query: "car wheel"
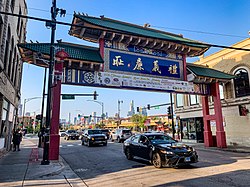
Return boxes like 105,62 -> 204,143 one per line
152,153 -> 162,168
125,148 -> 134,160
87,140 -> 92,147
117,137 -> 121,143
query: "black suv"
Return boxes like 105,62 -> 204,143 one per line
81,129 -> 107,146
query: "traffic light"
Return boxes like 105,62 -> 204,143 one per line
167,106 -> 172,119
137,107 -> 139,112
147,104 -> 150,110
93,91 -> 97,100
36,114 -> 42,120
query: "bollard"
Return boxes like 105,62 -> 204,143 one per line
41,132 -> 50,165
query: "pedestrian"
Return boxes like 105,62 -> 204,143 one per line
12,128 -> 22,151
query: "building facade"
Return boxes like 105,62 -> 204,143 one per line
175,38 -> 250,146
0,0 -> 27,151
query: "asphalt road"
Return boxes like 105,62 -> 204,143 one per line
60,138 -> 250,187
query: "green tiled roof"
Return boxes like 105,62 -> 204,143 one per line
18,42 -> 104,63
187,63 -> 235,80
75,14 -> 209,49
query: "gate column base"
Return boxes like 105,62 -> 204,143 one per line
204,131 -> 213,147
216,131 -> 227,148
49,134 -> 60,160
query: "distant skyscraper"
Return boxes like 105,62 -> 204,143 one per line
141,107 -> 148,116
127,100 -> 135,117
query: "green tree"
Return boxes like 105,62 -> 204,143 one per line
130,114 -> 147,131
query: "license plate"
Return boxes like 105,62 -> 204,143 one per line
185,157 -> 191,162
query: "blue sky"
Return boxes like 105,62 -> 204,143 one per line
22,0 -> 250,121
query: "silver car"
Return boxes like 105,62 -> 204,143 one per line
111,129 -> 132,143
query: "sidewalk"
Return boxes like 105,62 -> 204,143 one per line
183,141 -> 250,153
0,137 -> 83,187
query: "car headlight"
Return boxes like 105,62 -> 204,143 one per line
91,137 -> 95,141
105,136 -> 107,139
160,150 -> 174,155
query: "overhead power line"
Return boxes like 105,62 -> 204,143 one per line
1,11 -> 250,52
17,6 -> 247,39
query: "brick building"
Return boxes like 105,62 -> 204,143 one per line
175,38 -> 250,146
0,0 -> 27,151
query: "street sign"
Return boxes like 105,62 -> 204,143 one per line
154,106 -> 160,109
62,94 -> 75,100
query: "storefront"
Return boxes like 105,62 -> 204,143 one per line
180,117 -> 204,143
0,97 -> 16,150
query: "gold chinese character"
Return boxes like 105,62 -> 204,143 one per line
133,58 -> 144,70
113,56 -> 124,66
168,64 -> 178,74
152,60 -> 161,74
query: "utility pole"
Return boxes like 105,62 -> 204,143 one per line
41,0 -> 57,165
38,67 -> 47,148
118,100 -> 123,128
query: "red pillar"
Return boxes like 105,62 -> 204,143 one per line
49,61 -> 63,160
99,38 -> 105,71
182,54 -> 187,81
211,82 -> 227,148
202,96 -> 214,147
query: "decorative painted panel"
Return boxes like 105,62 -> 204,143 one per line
62,68 -> 210,95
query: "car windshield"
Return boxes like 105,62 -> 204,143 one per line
146,134 -> 176,145
67,130 -> 76,133
88,130 -> 102,134
122,130 -> 131,134
101,130 -> 109,133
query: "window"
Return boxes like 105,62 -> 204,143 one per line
131,135 -> 140,143
219,84 -> 224,100
11,48 -> 17,82
189,95 -> 199,105
176,94 -> 184,107
0,16 -> 3,43
16,8 -> 21,35
234,69 -> 250,97
10,0 -> 15,12
4,27 -> 11,71
8,38 -> 14,77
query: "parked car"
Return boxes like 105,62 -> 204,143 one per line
81,129 -> 107,146
123,133 -> 198,168
59,130 -> 66,137
64,130 -> 79,140
101,129 -> 110,139
111,128 -> 132,143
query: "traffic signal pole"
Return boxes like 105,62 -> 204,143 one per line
170,92 -> 175,139
41,0 -> 57,165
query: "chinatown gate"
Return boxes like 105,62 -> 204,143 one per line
18,14 -> 234,160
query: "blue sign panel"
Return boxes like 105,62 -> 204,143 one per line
108,50 -> 181,79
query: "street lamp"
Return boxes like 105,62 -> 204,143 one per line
22,97 -> 42,129
87,100 -> 104,125
118,100 -> 123,128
